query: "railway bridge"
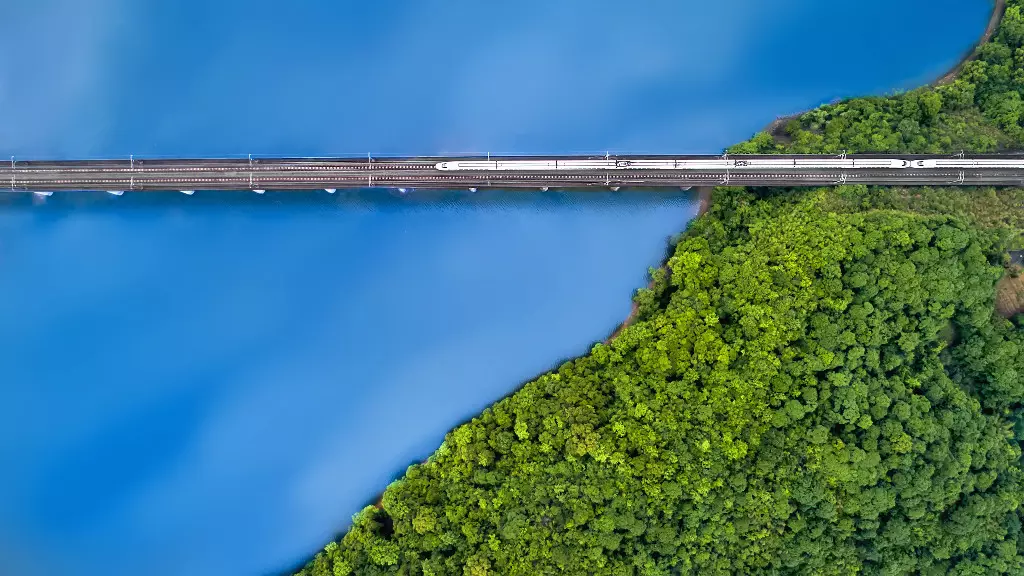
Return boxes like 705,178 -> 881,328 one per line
5,153 -> 1024,195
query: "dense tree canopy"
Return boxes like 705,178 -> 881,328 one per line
295,2 -> 1024,574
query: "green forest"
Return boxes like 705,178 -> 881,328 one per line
296,2 -> 1024,574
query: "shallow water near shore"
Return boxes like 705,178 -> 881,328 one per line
0,1 -> 991,575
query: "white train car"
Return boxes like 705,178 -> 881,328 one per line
913,159 -> 1024,168
435,157 -> 914,171
434,157 -> 1024,172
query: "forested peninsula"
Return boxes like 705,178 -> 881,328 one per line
296,2 -> 1024,574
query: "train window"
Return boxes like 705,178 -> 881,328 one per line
616,160 -> 632,167
735,160 -> 749,166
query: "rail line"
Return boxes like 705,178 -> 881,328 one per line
2,154 -> 1023,193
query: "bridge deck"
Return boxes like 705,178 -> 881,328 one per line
1,154 -> 1020,192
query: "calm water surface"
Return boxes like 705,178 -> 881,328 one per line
0,1 -> 990,575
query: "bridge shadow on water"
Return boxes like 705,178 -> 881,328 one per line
0,187 -> 697,215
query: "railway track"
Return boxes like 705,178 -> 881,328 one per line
1,155 -> 1022,192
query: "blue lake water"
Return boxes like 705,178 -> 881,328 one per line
0,1 -> 990,575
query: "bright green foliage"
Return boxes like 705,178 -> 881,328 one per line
817,185 -> 1024,234
294,3 -> 1024,574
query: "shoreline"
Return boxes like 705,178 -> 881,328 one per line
294,3 -> 1010,571
934,0 -> 1007,88
763,0 -> 1005,142
605,0 -> 1006,344
603,185 -> 712,343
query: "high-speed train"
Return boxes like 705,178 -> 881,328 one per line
434,158 -> 1024,171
